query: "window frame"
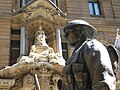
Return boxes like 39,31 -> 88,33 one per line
25,0 -> 31,5
88,0 -> 102,16
11,40 -> 20,48
11,30 -> 20,35
20,0 -> 32,7
51,0 -> 58,6
10,29 -> 20,65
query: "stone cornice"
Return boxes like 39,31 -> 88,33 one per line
24,0 -> 57,21
12,0 -> 66,26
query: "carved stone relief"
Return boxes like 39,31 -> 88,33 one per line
0,28 -> 65,90
24,0 -> 57,21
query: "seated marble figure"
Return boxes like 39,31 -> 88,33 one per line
0,27 -> 65,90
18,26 -> 65,66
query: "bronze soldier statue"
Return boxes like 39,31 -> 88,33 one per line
62,20 -> 116,90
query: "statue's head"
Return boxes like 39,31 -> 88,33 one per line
35,26 -> 45,36
64,20 -> 97,46
34,26 -> 47,46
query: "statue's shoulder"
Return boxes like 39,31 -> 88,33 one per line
86,39 -> 104,47
31,45 -> 36,48
84,39 -> 106,53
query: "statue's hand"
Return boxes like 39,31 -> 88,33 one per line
49,53 -> 65,66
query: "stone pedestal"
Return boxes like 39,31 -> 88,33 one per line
1,62 -> 63,90
0,79 -> 15,90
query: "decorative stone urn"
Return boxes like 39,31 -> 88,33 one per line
0,27 -> 65,90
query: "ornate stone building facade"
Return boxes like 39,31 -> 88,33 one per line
1,0 -> 119,69
0,0 -> 120,89
0,0 -> 67,68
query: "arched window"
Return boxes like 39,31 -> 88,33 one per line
88,0 -> 101,16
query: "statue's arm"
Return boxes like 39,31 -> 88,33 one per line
29,45 -> 37,58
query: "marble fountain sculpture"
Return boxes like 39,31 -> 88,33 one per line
0,27 -> 65,90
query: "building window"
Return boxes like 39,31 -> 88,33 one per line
10,48 -> 20,65
88,0 -> 101,16
10,40 -> 20,65
10,30 -> 20,65
62,42 -> 68,61
25,0 -> 31,4
11,40 -> 20,48
51,0 -> 58,6
20,0 -> 32,7
11,30 -> 20,35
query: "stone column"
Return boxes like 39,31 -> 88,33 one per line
20,26 -> 26,56
25,30 -> 30,55
56,28 -> 62,56
22,0 -> 25,6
